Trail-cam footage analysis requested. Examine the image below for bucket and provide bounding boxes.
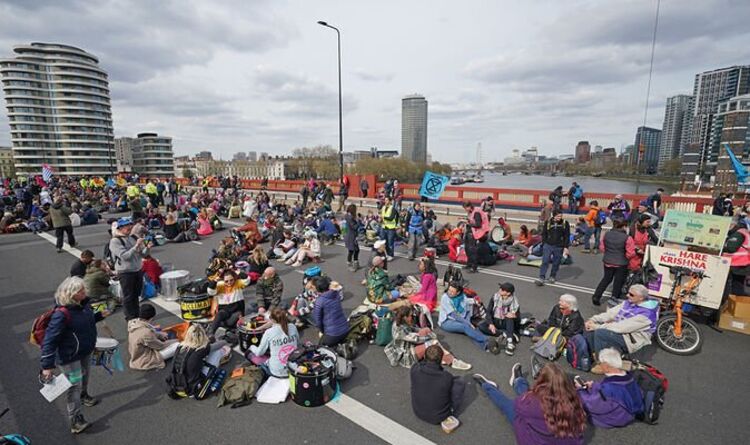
[179,293,212,321]
[288,346,338,408]
[160,270,191,300]
[237,316,267,352]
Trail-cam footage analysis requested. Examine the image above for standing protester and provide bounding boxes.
[50,196,76,253]
[359,177,369,198]
[337,181,349,212]
[549,186,564,213]
[591,219,635,306]
[538,200,553,232]
[582,200,601,254]
[381,196,398,261]
[300,184,310,209]
[407,202,425,261]
[481,196,495,219]
[109,217,149,320]
[722,219,750,297]
[463,201,489,273]
[392,179,403,211]
[646,187,664,216]
[536,210,570,286]
[567,182,583,214]
[344,204,361,271]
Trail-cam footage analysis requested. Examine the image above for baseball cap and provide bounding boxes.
[116,217,134,228]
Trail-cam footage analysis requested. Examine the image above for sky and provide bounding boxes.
[1,0,749,163]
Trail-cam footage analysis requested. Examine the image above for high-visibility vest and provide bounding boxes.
[126,184,140,198]
[144,183,157,194]
[723,228,750,268]
[381,205,398,230]
[470,208,490,240]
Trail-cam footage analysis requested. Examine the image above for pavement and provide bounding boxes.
[1,217,749,445]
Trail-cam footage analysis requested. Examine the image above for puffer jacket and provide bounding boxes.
[127,318,176,370]
[40,298,102,369]
[83,266,113,301]
[49,203,72,228]
[312,289,349,337]
[590,299,659,353]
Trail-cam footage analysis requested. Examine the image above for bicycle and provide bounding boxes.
[654,265,706,355]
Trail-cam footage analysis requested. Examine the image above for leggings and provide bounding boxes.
[347,245,360,262]
[210,300,245,334]
[319,331,348,347]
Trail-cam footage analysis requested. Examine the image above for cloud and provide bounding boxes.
[352,68,394,82]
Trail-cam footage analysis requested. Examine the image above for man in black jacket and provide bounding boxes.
[535,210,570,286]
[410,345,465,429]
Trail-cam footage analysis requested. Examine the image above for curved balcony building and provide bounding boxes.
[0,42,114,176]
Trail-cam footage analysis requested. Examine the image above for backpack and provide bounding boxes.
[564,334,591,371]
[443,264,463,289]
[217,364,265,408]
[375,313,393,346]
[336,338,359,361]
[596,209,607,226]
[530,327,566,361]
[30,307,71,347]
[345,314,373,345]
[631,361,668,424]
[105,237,128,269]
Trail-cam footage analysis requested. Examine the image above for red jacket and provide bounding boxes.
[142,258,163,285]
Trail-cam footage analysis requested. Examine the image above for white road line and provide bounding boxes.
[36,231,438,445]
[191,241,203,245]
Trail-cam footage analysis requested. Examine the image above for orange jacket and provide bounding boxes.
[584,206,599,228]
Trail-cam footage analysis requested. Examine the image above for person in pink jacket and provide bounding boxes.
[409,257,438,312]
[196,210,213,236]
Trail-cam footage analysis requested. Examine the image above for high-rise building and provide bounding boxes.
[259,152,269,161]
[0,146,15,178]
[115,133,174,176]
[195,151,212,160]
[233,152,247,161]
[634,126,662,173]
[575,141,591,164]
[658,95,693,171]
[401,94,428,164]
[248,151,257,162]
[681,65,750,184]
[114,137,135,172]
[0,43,115,176]
[712,94,750,194]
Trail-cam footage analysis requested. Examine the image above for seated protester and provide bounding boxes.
[196,210,214,236]
[247,245,269,283]
[163,213,189,243]
[312,276,350,347]
[448,226,464,263]
[584,284,659,362]
[438,282,499,352]
[410,345,466,431]
[534,294,585,339]
[272,230,298,262]
[141,254,163,290]
[207,270,251,338]
[127,303,180,371]
[572,217,587,246]
[83,259,115,305]
[476,239,498,266]
[576,348,644,429]
[265,222,285,258]
[386,305,471,370]
[316,214,339,245]
[247,308,299,377]
[255,267,283,314]
[495,217,513,245]
[227,199,242,219]
[80,205,99,226]
[206,208,223,230]
[27,202,50,233]
[370,239,389,270]
[288,275,319,326]
[479,282,521,356]
[366,256,399,305]
[408,256,439,312]
[474,363,586,445]
[286,231,322,267]
[508,225,530,253]
[167,324,231,399]
[70,249,95,278]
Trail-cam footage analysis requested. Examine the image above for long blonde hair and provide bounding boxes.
[55,276,86,306]
[251,245,267,265]
[181,324,209,350]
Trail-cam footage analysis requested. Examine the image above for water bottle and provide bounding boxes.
[210,369,227,393]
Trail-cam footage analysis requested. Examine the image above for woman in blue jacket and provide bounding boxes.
[41,276,110,434]
[312,276,350,346]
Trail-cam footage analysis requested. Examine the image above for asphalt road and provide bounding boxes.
[1,219,749,445]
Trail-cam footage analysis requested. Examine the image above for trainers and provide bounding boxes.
[487,337,502,355]
[534,278,545,286]
[81,392,99,407]
[530,354,544,380]
[547,277,556,284]
[509,363,523,387]
[451,358,472,371]
[472,373,497,389]
[386,256,394,262]
[505,340,516,356]
[70,414,90,434]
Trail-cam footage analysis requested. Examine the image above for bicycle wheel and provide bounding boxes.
[655,314,703,355]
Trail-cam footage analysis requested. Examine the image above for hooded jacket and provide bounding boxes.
[40,298,103,369]
[312,289,349,337]
[590,299,659,353]
[49,202,72,228]
[127,318,176,370]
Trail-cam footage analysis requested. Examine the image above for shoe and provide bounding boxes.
[81,392,99,407]
[472,373,497,389]
[591,364,606,375]
[408,256,415,261]
[581,249,590,254]
[509,363,523,387]
[505,340,516,356]
[592,296,601,306]
[531,335,541,343]
[360,278,367,286]
[451,358,472,371]
[70,414,91,434]
[592,249,600,254]
[386,256,394,262]
[535,279,545,286]
[487,337,502,355]
[530,354,544,380]
[548,277,556,284]
[350,260,360,272]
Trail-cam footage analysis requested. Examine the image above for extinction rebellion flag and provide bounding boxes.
[42,164,54,183]
[419,171,449,200]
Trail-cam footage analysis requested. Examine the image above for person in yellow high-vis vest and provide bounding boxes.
[380,196,398,260]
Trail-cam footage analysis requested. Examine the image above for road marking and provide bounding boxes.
[191,241,203,245]
[36,231,438,445]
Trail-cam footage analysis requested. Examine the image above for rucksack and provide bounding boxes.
[30,307,71,347]
[345,314,373,345]
[530,327,566,361]
[443,264,463,289]
[596,210,607,226]
[631,361,668,424]
[564,334,591,371]
[336,338,359,361]
[217,364,265,408]
[104,237,128,269]
[375,313,393,346]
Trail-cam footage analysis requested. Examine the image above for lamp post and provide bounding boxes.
[317,20,344,183]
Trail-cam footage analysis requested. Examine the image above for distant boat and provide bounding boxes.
[450,176,465,185]
[472,174,484,183]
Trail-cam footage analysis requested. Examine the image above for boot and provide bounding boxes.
[349,260,360,272]
[70,414,91,434]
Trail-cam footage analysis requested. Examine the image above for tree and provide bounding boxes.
[352,157,452,183]
[662,158,682,177]
[182,168,194,179]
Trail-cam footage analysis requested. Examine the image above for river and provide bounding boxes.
[454,172,677,195]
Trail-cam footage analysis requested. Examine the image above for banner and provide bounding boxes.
[418,171,449,200]
[645,245,730,309]
[660,210,732,251]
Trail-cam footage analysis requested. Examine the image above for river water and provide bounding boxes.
[455,172,676,195]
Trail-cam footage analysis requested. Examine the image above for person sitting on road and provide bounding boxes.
[272,229,298,262]
[70,249,95,278]
[474,363,586,445]
[127,303,180,371]
[286,230,322,267]
[365,256,399,306]
[83,259,115,308]
[478,282,521,356]
[247,245,269,283]
[255,267,283,314]
[196,210,213,236]
[141,254,163,290]
[312,276,350,347]
[247,307,299,378]
[576,348,644,429]
[163,212,191,243]
[207,270,251,339]
[316,213,339,245]
[386,305,471,370]
[585,284,659,364]
[407,256,439,312]
[448,223,465,263]
[236,216,262,250]
[410,345,466,431]
[438,282,499,352]
[534,293,585,339]
[167,324,231,399]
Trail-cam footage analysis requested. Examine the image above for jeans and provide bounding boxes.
[408,231,420,259]
[59,354,91,421]
[347,245,360,262]
[583,226,602,250]
[539,244,563,280]
[55,225,75,249]
[569,198,578,214]
[592,265,628,303]
[479,317,518,339]
[384,228,396,257]
[119,270,144,321]
[482,377,530,423]
[584,328,628,354]
[441,318,487,350]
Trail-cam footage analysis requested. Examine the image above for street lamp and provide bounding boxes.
[317,20,344,183]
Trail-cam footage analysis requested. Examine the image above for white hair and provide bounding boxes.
[55,276,86,306]
[559,294,579,311]
[629,284,649,300]
[598,348,623,370]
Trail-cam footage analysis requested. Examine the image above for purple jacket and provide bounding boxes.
[578,374,643,428]
[312,290,349,337]
[514,393,584,445]
[615,300,659,334]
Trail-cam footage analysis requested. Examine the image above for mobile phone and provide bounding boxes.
[574,375,586,388]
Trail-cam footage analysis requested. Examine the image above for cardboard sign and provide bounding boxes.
[645,245,730,309]
[660,210,732,251]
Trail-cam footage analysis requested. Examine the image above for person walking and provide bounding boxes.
[567,182,583,214]
[380,196,398,261]
[300,184,310,209]
[582,200,602,254]
[591,219,635,306]
[536,210,570,286]
[50,196,76,253]
[109,217,149,320]
[337,181,349,213]
[344,204,361,271]
[359,177,369,198]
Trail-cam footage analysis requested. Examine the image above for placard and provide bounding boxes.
[660,210,732,251]
[645,245,730,309]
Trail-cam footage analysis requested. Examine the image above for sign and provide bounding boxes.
[660,210,732,251]
[645,245,730,309]
[418,171,449,200]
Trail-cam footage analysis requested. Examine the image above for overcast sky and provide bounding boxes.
[1,0,749,162]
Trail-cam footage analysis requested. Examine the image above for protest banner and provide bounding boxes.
[418,171,449,200]
[660,210,732,252]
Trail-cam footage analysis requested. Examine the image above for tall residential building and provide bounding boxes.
[0,146,15,178]
[658,94,693,171]
[114,137,134,172]
[575,141,591,164]
[115,133,174,176]
[0,43,114,176]
[401,94,428,164]
[681,65,750,184]
[634,126,662,173]
[712,94,750,194]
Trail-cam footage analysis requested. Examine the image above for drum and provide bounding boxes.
[91,337,121,374]
[237,316,267,352]
[234,261,250,273]
[288,347,338,408]
[160,270,191,300]
[490,226,506,244]
[179,293,212,321]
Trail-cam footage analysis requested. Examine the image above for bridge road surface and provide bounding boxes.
[0,220,749,445]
